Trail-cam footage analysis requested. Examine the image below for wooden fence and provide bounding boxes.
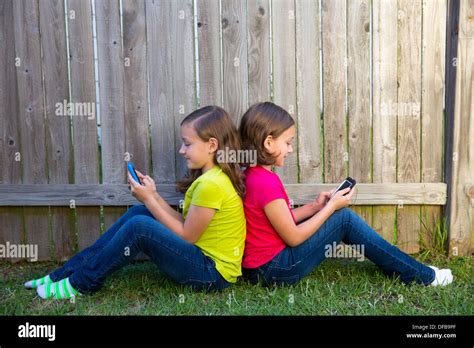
[0,0,472,261]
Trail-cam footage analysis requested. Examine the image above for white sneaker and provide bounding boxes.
[429,266,453,286]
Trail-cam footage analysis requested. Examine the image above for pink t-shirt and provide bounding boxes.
[242,165,296,269]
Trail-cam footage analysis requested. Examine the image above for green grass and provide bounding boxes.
[1,255,472,315]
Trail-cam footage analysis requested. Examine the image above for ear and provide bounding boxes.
[208,137,218,153]
[263,135,274,152]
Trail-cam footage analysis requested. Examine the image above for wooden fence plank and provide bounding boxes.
[123,0,150,261]
[123,0,150,176]
[397,0,422,254]
[247,0,270,105]
[171,0,196,181]
[296,0,322,184]
[197,0,222,106]
[0,0,23,262]
[39,0,75,261]
[68,0,101,251]
[347,0,372,225]
[272,0,297,183]
[95,0,127,230]
[372,0,398,244]
[421,0,446,250]
[221,0,248,123]
[13,0,50,261]
[322,0,346,183]
[146,0,175,184]
[0,183,447,206]
[448,0,474,255]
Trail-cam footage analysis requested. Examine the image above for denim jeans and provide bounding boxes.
[49,205,230,293]
[242,207,435,286]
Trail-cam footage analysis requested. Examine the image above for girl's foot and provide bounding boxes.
[24,275,53,289]
[429,266,453,286]
[37,278,81,300]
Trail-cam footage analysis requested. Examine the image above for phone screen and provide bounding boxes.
[332,178,355,197]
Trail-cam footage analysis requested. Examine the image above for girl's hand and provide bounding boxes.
[312,191,332,213]
[128,169,157,204]
[327,187,355,211]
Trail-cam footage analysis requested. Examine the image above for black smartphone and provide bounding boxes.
[332,176,356,197]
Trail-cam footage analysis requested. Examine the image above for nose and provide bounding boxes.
[288,144,293,153]
[179,143,186,155]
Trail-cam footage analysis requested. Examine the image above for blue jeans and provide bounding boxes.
[242,207,435,286]
[49,205,230,293]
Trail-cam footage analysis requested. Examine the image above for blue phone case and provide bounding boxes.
[127,162,141,184]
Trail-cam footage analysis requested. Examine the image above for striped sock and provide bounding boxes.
[24,275,53,289]
[37,277,80,300]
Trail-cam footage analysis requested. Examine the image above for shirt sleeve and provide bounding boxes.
[257,175,287,208]
[190,180,224,210]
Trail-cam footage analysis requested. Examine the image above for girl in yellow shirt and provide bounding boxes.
[25,106,246,300]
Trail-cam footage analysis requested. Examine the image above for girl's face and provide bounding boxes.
[264,125,295,167]
[179,122,217,172]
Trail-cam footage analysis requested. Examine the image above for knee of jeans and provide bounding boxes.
[123,215,154,237]
[331,207,353,226]
[127,204,149,216]
[340,207,354,220]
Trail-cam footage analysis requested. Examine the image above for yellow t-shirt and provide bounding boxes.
[182,166,246,283]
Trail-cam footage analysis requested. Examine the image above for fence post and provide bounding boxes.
[444,0,473,256]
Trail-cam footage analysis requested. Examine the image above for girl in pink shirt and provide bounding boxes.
[239,102,452,287]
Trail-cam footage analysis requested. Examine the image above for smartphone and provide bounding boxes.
[127,162,142,185]
[332,176,356,197]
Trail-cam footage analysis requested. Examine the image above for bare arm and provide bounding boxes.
[134,169,184,222]
[151,191,184,222]
[264,187,355,247]
[128,171,214,243]
[291,190,333,223]
[291,203,317,223]
[145,198,215,243]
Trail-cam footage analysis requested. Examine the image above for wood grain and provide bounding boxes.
[272,0,298,183]
[0,183,447,206]
[13,0,50,261]
[397,0,422,253]
[296,0,322,184]
[0,0,23,262]
[68,0,101,251]
[372,0,398,244]
[222,0,248,123]
[421,0,446,250]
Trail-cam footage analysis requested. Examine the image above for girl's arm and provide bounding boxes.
[292,203,318,223]
[134,169,184,222]
[151,191,184,222]
[291,191,333,223]
[264,187,355,247]
[129,171,214,243]
[144,198,215,243]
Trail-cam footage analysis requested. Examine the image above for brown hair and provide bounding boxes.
[239,102,295,167]
[176,105,246,198]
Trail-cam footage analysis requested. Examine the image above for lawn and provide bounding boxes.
[1,255,472,315]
